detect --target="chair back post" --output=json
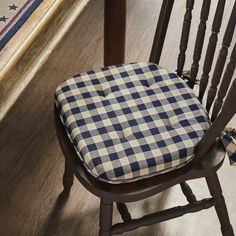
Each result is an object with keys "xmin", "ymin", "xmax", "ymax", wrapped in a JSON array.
[
  {"xmin": 211, "ymin": 42, "xmax": 236, "ymax": 120},
  {"xmin": 206, "ymin": 1, "xmax": 236, "ymax": 112},
  {"xmin": 189, "ymin": 0, "xmax": 211, "ymax": 88},
  {"xmin": 177, "ymin": 0, "xmax": 195, "ymax": 77},
  {"xmin": 194, "ymin": 78, "xmax": 236, "ymax": 161},
  {"xmin": 199, "ymin": 0, "xmax": 226, "ymax": 101},
  {"xmin": 149, "ymin": 0, "xmax": 236, "ymax": 163},
  {"xmin": 149, "ymin": 0, "xmax": 175, "ymax": 64}
]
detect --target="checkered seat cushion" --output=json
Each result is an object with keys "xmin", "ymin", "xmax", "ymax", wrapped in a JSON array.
[{"xmin": 55, "ymin": 62, "xmax": 210, "ymax": 184}]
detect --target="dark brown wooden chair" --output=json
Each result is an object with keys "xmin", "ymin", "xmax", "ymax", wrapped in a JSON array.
[{"xmin": 54, "ymin": 0, "xmax": 236, "ymax": 235}]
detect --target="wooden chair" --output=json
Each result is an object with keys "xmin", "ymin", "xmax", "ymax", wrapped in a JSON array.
[{"xmin": 54, "ymin": 0, "xmax": 236, "ymax": 235}]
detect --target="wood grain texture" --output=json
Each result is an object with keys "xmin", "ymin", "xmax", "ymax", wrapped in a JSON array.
[
  {"xmin": 0, "ymin": 0, "xmax": 89, "ymax": 119},
  {"xmin": 0, "ymin": 0, "xmax": 236, "ymax": 236},
  {"xmin": 0, "ymin": 0, "xmax": 58, "ymax": 72}
]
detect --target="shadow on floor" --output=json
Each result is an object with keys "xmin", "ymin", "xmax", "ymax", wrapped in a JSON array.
[
  {"xmin": 40, "ymin": 190, "xmax": 72, "ymax": 236},
  {"xmin": 39, "ymin": 187, "xmax": 172, "ymax": 236}
]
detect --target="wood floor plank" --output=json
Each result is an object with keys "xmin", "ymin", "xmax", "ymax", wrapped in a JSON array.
[{"xmin": 0, "ymin": 0, "xmax": 235, "ymax": 235}]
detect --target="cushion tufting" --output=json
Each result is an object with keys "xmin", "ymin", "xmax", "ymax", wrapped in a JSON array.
[{"xmin": 55, "ymin": 62, "xmax": 210, "ymax": 184}]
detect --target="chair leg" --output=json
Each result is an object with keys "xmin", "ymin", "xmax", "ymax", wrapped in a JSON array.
[
  {"xmin": 62, "ymin": 159, "xmax": 74, "ymax": 192},
  {"xmin": 180, "ymin": 182, "xmax": 197, "ymax": 203},
  {"xmin": 206, "ymin": 173, "xmax": 234, "ymax": 236},
  {"xmin": 99, "ymin": 199, "xmax": 113, "ymax": 236}
]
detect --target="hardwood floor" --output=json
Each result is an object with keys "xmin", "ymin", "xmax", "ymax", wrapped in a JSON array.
[
  {"xmin": 0, "ymin": 0, "xmax": 235, "ymax": 235},
  {"xmin": 0, "ymin": 0, "xmax": 89, "ymax": 120}
]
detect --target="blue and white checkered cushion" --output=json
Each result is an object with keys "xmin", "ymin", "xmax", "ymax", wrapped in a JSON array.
[{"xmin": 55, "ymin": 62, "xmax": 210, "ymax": 184}]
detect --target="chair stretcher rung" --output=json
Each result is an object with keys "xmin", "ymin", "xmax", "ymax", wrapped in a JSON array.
[{"xmin": 112, "ymin": 198, "xmax": 215, "ymax": 234}]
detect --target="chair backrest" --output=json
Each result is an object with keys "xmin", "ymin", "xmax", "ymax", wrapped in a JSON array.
[{"xmin": 150, "ymin": 0, "xmax": 236, "ymax": 160}]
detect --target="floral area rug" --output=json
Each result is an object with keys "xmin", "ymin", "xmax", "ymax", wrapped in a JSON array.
[{"xmin": 0, "ymin": 0, "xmax": 42, "ymax": 50}]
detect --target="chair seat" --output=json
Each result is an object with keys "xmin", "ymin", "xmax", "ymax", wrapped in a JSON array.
[{"xmin": 55, "ymin": 62, "xmax": 210, "ymax": 184}]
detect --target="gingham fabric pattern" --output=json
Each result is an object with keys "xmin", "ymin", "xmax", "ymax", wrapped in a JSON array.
[
  {"xmin": 55, "ymin": 62, "xmax": 210, "ymax": 184},
  {"xmin": 221, "ymin": 128, "xmax": 236, "ymax": 166}
]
